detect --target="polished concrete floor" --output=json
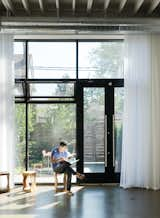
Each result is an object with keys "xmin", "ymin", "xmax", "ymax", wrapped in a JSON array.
[{"xmin": 0, "ymin": 185, "xmax": 160, "ymax": 218}]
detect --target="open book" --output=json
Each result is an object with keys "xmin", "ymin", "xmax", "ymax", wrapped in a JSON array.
[{"xmin": 66, "ymin": 158, "xmax": 79, "ymax": 165}]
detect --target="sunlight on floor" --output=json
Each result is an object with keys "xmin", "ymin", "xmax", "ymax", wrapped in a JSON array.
[
  {"xmin": 0, "ymin": 185, "xmax": 85, "ymax": 215},
  {"xmin": 0, "ymin": 215, "xmax": 37, "ymax": 218},
  {"xmin": 54, "ymin": 186, "xmax": 85, "ymax": 197},
  {"xmin": 37, "ymin": 201, "xmax": 61, "ymax": 209}
]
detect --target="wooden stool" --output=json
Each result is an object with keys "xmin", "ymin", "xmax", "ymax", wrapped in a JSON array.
[
  {"xmin": 22, "ymin": 171, "xmax": 36, "ymax": 192},
  {"xmin": 54, "ymin": 172, "xmax": 68, "ymax": 192},
  {"xmin": 0, "ymin": 171, "xmax": 10, "ymax": 193}
]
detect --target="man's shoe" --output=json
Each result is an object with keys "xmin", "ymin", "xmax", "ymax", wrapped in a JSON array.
[
  {"xmin": 66, "ymin": 191, "xmax": 74, "ymax": 196},
  {"xmin": 76, "ymin": 173, "xmax": 85, "ymax": 180}
]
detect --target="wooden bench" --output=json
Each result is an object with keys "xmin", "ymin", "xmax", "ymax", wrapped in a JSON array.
[
  {"xmin": 22, "ymin": 171, "xmax": 36, "ymax": 192},
  {"xmin": 54, "ymin": 172, "xmax": 68, "ymax": 192},
  {"xmin": 0, "ymin": 171, "xmax": 10, "ymax": 193}
]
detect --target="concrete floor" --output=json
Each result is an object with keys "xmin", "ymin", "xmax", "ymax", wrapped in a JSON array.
[{"xmin": 0, "ymin": 185, "xmax": 160, "ymax": 218}]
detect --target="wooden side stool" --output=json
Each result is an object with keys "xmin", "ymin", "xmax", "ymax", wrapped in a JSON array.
[
  {"xmin": 54, "ymin": 172, "xmax": 68, "ymax": 192},
  {"xmin": 0, "ymin": 171, "xmax": 10, "ymax": 193},
  {"xmin": 22, "ymin": 171, "xmax": 36, "ymax": 192}
]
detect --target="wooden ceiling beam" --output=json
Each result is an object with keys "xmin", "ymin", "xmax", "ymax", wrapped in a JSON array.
[
  {"xmin": 55, "ymin": 0, "xmax": 60, "ymax": 17},
  {"xmin": 134, "ymin": 0, "xmax": 144, "ymax": 14},
  {"xmin": 104, "ymin": 0, "xmax": 110, "ymax": 11},
  {"xmin": 21, "ymin": 0, "xmax": 30, "ymax": 14},
  {"xmin": 119, "ymin": 0, "xmax": 127, "ymax": 12},
  {"xmin": 39, "ymin": 0, "xmax": 44, "ymax": 13},
  {"xmin": 148, "ymin": 0, "xmax": 160, "ymax": 14},
  {"xmin": 1, "ymin": 0, "xmax": 14, "ymax": 14},
  {"xmin": 87, "ymin": 0, "xmax": 93, "ymax": 13},
  {"xmin": 72, "ymin": 0, "xmax": 76, "ymax": 15}
]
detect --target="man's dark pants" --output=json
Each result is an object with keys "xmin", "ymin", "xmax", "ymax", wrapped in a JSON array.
[{"xmin": 54, "ymin": 161, "xmax": 76, "ymax": 191}]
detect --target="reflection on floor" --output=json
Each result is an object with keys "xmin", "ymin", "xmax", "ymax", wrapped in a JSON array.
[
  {"xmin": 14, "ymin": 173, "xmax": 77, "ymax": 184},
  {"xmin": 0, "ymin": 185, "xmax": 160, "ymax": 218}
]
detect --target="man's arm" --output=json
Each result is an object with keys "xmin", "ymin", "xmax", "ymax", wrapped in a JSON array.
[
  {"xmin": 67, "ymin": 152, "xmax": 76, "ymax": 159},
  {"xmin": 51, "ymin": 156, "xmax": 66, "ymax": 163}
]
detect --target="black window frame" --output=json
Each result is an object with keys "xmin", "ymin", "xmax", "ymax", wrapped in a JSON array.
[{"xmin": 14, "ymin": 39, "xmax": 124, "ymax": 179}]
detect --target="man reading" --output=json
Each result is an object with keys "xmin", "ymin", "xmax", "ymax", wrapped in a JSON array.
[{"xmin": 51, "ymin": 141, "xmax": 85, "ymax": 196}]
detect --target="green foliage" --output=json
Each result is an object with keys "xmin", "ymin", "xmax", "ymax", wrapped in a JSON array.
[
  {"xmin": 27, "ymin": 104, "xmax": 76, "ymax": 166},
  {"xmin": 89, "ymin": 42, "xmax": 124, "ymax": 78},
  {"xmin": 15, "ymin": 104, "xmax": 37, "ymax": 172},
  {"xmin": 29, "ymin": 141, "xmax": 49, "ymax": 166},
  {"xmin": 15, "ymin": 104, "xmax": 25, "ymax": 172}
]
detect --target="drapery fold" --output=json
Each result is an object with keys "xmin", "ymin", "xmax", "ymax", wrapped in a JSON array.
[
  {"xmin": 0, "ymin": 33, "xmax": 15, "ymax": 188},
  {"xmin": 121, "ymin": 35, "xmax": 160, "ymax": 190},
  {"xmin": 150, "ymin": 35, "xmax": 160, "ymax": 189}
]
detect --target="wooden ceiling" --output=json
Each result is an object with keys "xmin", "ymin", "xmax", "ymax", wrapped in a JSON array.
[
  {"xmin": 1, "ymin": 1, "xmax": 160, "ymax": 33},
  {"xmin": 0, "ymin": 0, "xmax": 160, "ymax": 18}
]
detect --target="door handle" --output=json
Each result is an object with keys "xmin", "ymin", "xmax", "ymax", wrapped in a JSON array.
[
  {"xmin": 112, "ymin": 114, "xmax": 115, "ymax": 167},
  {"xmin": 104, "ymin": 115, "xmax": 107, "ymax": 167}
]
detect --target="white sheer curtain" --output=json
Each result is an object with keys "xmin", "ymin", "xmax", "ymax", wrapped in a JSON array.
[
  {"xmin": 150, "ymin": 35, "xmax": 160, "ymax": 189},
  {"xmin": 120, "ymin": 34, "xmax": 160, "ymax": 190},
  {"xmin": 0, "ymin": 33, "xmax": 15, "ymax": 188}
]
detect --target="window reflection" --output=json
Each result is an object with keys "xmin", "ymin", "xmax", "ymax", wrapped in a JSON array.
[
  {"xmin": 28, "ymin": 42, "xmax": 76, "ymax": 79},
  {"xmin": 79, "ymin": 41, "xmax": 124, "ymax": 79}
]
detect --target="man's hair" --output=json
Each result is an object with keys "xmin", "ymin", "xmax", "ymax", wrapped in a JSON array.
[{"xmin": 59, "ymin": 141, "xmax": 67, "ymax": 147}]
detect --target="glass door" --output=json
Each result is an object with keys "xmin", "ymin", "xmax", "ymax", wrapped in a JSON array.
[
  {"xmin": 76, "ymin": 80, "xmax": 124, "ymax": 183},
  {"xmin": 83, "ymin": 87, "xmax": 105, "ymax": 173}
]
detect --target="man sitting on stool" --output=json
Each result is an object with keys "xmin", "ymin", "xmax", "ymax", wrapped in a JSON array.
[{"xmin": 51, "ymin": 141, "xmax": 85, "ymax": 196}]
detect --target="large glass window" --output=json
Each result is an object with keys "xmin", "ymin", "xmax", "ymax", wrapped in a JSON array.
[
  {"xmin": 14, "ymin": 40, "xmax": 124, "ymax": 184},
  {"xmin": 79, "ymin": 41, "xmax": 124, "ymax": 79},
  {"xmin": 15, "ymin": 104, "xmax": 26, "ymax": 183},
  {"xmin": 28, "ymin": 42, "xmax": 76, "ymax": 79},
  {"xmin": 15, "ymin": 83, "xmax": 25, "ymax": 97},
  {"xmin": 28, "ymin": 104, "xmax": 76, "ymax": 182},
  {"xmin": 14, "ymin": 42, "xmax": 26, "ymax": 79},
  {"xmin": 30, "ymin": 83, "xmax": 75, "ymax": 97}
]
